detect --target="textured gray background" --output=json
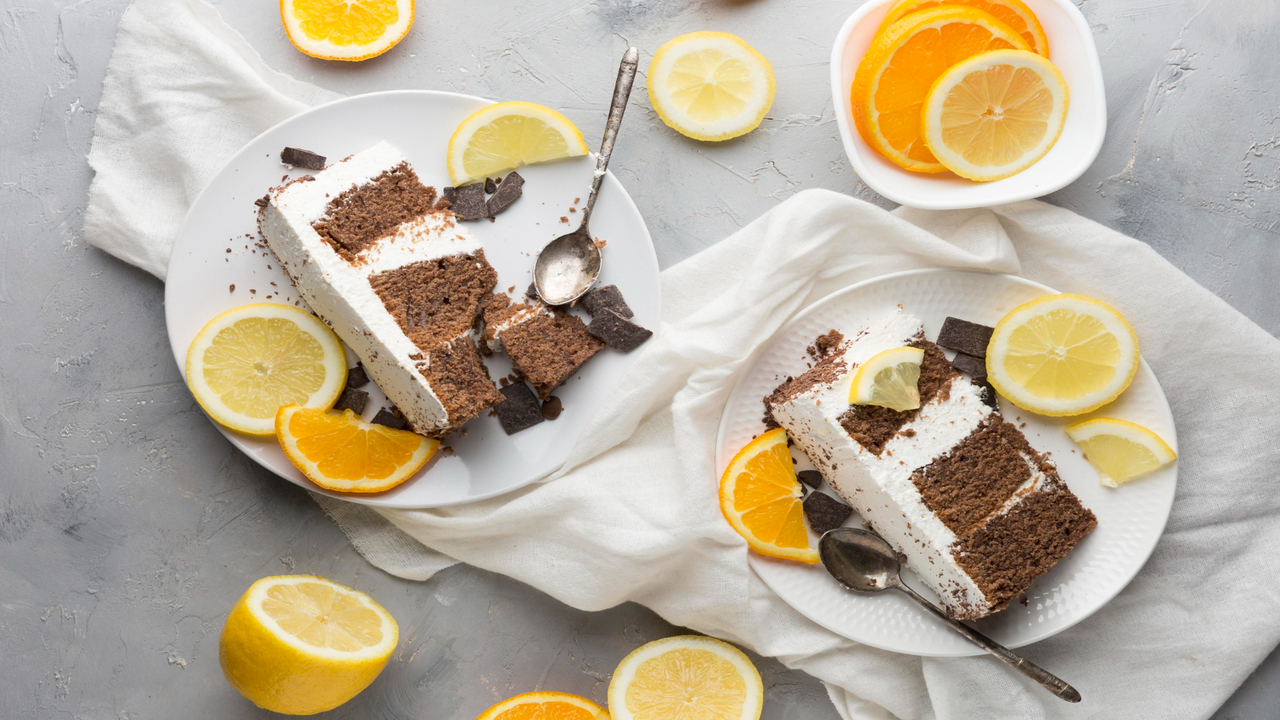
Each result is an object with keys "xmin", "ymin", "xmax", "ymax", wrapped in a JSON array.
[{"xmin": 2, "ymin": 0, "xmax": 1278, "ymax": 717}]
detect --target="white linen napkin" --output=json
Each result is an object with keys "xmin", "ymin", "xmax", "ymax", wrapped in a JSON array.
[{"xmin": 86, "ymin": 1, "xmax": 1280, "ymax": 718}]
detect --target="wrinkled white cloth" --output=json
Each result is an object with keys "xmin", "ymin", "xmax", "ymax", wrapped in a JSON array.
[{"xmin": 86, "ymin": 1, "xmax": 1280, "ymax": 718}]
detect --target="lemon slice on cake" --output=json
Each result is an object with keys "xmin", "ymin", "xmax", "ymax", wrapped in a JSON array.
[
  {"xmin": 608, "ymin": 635, "xmax": 763, "ymax": 720},
  {"xmin": 986, "ymin": 294, "xmax": 1139, "ymax": 416},
  {"xmin": 849, "ymin": 346, "xmax": 925, "ymax": 412},
  {"xmin": 1066, "ymin": 418, "xmax": 1176, "ymax": 487},
  {"xmin": 647, "ymin": 31, "xmax": 776, "ymax": 142},
  {"xmin": 186, "ymin": 303, "xmax": 347, "ymax": 436},
  {"xmin": 219, "ymin": 575, "xmax": 398, "ymax": 714},
  {"xmin": 446, "ymin": 101, "xmax": 590, "ymax": 186},
  {"xmin": 281, "ymin": 0, "xmax": 414, "ymax": 61}
]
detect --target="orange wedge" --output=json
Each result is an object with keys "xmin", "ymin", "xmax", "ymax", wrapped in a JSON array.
[
  {"xmin": 852, "ymin": 6, "xmax": 1031, "ymax": 172},
  {"xmin": 718, "ymin": 428, "xmax": 818, "ymax": 564},
  {"xmin": 476, "ymin": 692, "xmax": 610, "ymax": 720},
  {"xmin": 276, "ymin": 405, "xmax": 438, "ymax": 493},
  {"xmin": 281, "ymin": 0, "xmax": 413, "ymax": 61},
  {"xmin": 876, "ymin": 0, "xmax": 1049, "ymax": 57}
]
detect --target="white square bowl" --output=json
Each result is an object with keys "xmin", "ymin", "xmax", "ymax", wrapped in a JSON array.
[{"xmin": 831, "ymin": 0, "xmax": 1107, "ymax": 209}]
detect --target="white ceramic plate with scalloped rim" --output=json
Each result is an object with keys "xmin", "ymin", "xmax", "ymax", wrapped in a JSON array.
[
  {"xmin": 165, "ymin": 91, "xmax": 660, "ymax": 509},
  {"xmin": 831, "ymin": 0, "xmax": 1107, "ymax": 209},
  {"xmin": 716, "ymin": 269, "xmax": 1176, "ymax": 656}
]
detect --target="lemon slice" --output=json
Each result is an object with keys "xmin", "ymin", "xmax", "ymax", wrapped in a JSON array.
[
  {"xmin": 186, "ymin": 303, "xmax": 347, "ymax": 436},
  {"xmin": 219, "ymin": 575, "xmax": 398, "ymax": 714},
  {"xmin": 986, "ymin": 294, "xmax": 1139, "ymax": 416},
  {"xmin": 719, "ymin": 428, "xmax": 818, "ymax": 564},
  {"xmin": 922, "ymin": 49, "xmax": 1069, "ymax": 181},
  {"xmin": 276, "ymin": 405, "xmax": 438, "ymax": 493},
  {"xmin": 608, "ymin": 635, "xmax": 763, "ymax": 720},
  {"xmin": 647, "ymin": 31, "xmax": 776, "ymax": 142},
  {"xmin": 282, "ymin": 0, "xmax": 414, "ymax": 61},
  {"xmin": 849, "ymin": 346, "xmax": 925, "ymax": 411},
  {"xmin": 446, "ymin": 101, "xmax": 590, "ymax": 186},
  {"xmin": 1066, "ymin": 418, "xmax": 1176, "ymax": 487},
  {"xmin": 477, "ymin": 692, "xmax": 610, "ymax": 720}
]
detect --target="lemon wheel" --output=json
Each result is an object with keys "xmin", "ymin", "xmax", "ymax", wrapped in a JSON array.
[
  {"xmin": 281, "ymin": 0, "xmax": 414, "ymax": 61},
  {"xmin": 185, "ymin": 303, "xmax": 348, "ymax": 436},
  {"xmin": 608, "ymin": 635, "xmax": 763, "ymax": 720},
  {"xmin": 476, "ymin": 692, "xmax": 610, "ymax": 720},
  {"xmin": 647, "ymin": 32, "xmax": 775, "ymax": 142}
]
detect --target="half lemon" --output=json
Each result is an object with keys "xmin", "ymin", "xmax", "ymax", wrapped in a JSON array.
[
  {"xmin": 186, "ymin": 303, "xmax": 347, "ymax": 436},
  {"xmin": 446, "ymin": 101, "xmax": 589, "ymax": 186}
]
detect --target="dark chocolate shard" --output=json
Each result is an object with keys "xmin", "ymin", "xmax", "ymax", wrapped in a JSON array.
[
  {"xmin": 370, "ymin": 406, "xmax": 407, "ymax": 430},
  {"xmin": 333, "ymin": 387, "xmax": 369, "ymax": 414},
  {"xmin": 950, "ymin": 352, "xmax": 987, "ymax": 382},
  {"xmin": 451, "ymin": 182, "xmax": 489, "ymax": 221},
  {"xmin": 586, "ymin": 308, "xmax": 652, "ymax": 352},
  {"xmin": 485, "ymin": 177, "xmax": 498, "ymax": 194},
  {"xmin": 979, "ymin": 381, "xmax": 1000, "ymax": 410},
  {"xmin": 540, "ymin": 395, "xmax": 563, "ymax": 420},
  {"xmin": 441, "ymin": 186, "xmax": 456, "ymax": 206},
  {"xmin": 581, "ymin": 284, "xmax": 634, "ymax": 319},
  {"xmin": 280, "ymin": 147, "xmax": 326, "ymax": 171},
  {"xmin": 486, "ymin": 171, "xmax": 525, "ymax": 216},
  {"xmin": 937, "ymin": 317, "xmax": 994, "ymax": 358},
  {"xmin": 803, "ymin": 492, "xmax": 853, "ymax": 535},
  {"xmin": 346, "ymin": 364, "xmax": 370, "ymax": 388},
  {"xmin": 797, "ymin": 469, "xmax": 824, "ymax": 489},
  {"xmin": 495, "ymin": 382, "xmax": 544, "ymax": 434}
]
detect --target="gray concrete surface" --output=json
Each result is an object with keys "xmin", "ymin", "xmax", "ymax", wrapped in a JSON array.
[{"xmin": 2, "ymin": 0, "xmax": 1278, "ymax": 717}]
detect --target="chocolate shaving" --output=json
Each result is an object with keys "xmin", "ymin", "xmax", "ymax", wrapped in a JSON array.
[
  {"xmin": 797, "ymin": 469, "xmax": 824, "ymax": 489},
  {"xmin": 485, "ymin": 177, "xmax": 498, "ymax": 194},
  {"xmin": 280, "ymin": 147, "xmax": 326, "ymax": 170},
  {"xmin": 346, "ymin": 364, "xmax": 369, "ymax": 389},
  {"xmin": 494, "ymin": 383, "xmax": 544, "ymax": 434},
  {"xmin": 333, "ymin": 387, "xmax": 368, "ymax": 414},
  {"xmin": 950, "ymin": 352, "xmax": 987, "ymax": 382},
  {"xmin": 586, "ymin": 308, "xmax": 652, "ymax": 352},
  {"xmin": 937, "ymin": 317, "xmax": 994, "ymax": 358},
  {"xmin": 370, "ymin": 407, "xmax": 407, "ymax": 430},
  {"xmin": 486, "ymin": 171, "xmax": 525, "ymax": 216},
  {"xmin": 581, "ymin": 284, "xmax": 633, "ymax": 319},
  {"xmin": 803, "ymin": 492, "xmax": 853, "ymax": 535},
  {"xmin": 254, "ymin": 195, "xmax": 270, "ymax": 208},
  {"xmin": 540, "ymin": 395, "xmax": 563, "ymax": 420},
  {"xmin": 450, "ymin": 183, "xmax": 489, "ymax": 221}
]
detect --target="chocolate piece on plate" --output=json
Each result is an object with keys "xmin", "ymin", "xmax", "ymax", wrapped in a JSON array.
[
  {"xmin": 581, "ymin": 284, "xmax": 634, "ymax": 319},
  {"xmin": 495, "ymin": 382, "xmax": 545, "ymax": 434},
  {"xmin": 441, "ymin": 186, "xmax": 456, "ymax": 207},
  {"xmin": 333, "ymin": 387, "xmax": 369, "ymax": 414},
  {"xmin": 586, "ymin": 308, "xmax": 652, "ymax": 352},
  {"xmin": 796, "ymin": 469, "xmax": 824, "ymax": 489},
  {"xmin": 937, "ymin": 317, "xmax": 994, "ymax": 358},
  {"xmin": 950, "ymin": 352, "xmax": 987, "ymax": 382},
  {"xmin": 486, "ymin": 171, "xmax": 525, "ymax": 216},
  {"xmin": 370, "ymin": 406, "xmax": 407, "ymax": 430},
  {"xmin": 280, "ymin": 147, "xmax": 326, "ymax": 171},
  {"xmin": 451, "ymin": 182, "xmax": 489, "ymax": 221},
  {"xmin": 803, "ymin": 491, "xmax": 853, "ymax": 535},
  {"xmin": 540, "ymin": 395, "xmax": 564, "ymax": 420},
  {"xmin": 346, "ymin": 364, "xmax": 370, "ymax": 388},
  {"xmin": 978, "ymin": 381, "xmax": 1000, "ymax": 410},
  {"xmin": 485, "ymin": 177, "xmax": 498, "ymax": 194}
]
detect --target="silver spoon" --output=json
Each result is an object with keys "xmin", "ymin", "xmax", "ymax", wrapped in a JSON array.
[
  {"xmin": 819, "ymin": 527, "xmax": 1082, "ymax": 703},
  {"xmin": 533, "ymin": 47, "xmax": 639, "ymax": 305}
]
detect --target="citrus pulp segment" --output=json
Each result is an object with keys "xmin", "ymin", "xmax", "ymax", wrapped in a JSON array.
[{"xmin": 876, "ymin": 0, "xmax": 1049, "ymax": 57}]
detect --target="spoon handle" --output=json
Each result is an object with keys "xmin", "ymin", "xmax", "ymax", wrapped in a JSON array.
[
  {"xmin": 580, "ymin": 46, "xmax": 639, "ymax": 232},
  {"xmin": 894, "ymin": 583, "xmax": 1082, "ymax": 703}
]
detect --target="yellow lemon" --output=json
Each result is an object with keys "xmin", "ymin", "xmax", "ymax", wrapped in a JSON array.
[
  {"xmin": 849, "ymin": 346, "xmax": 925, "ymax": 411},
  {"xmin": 608, "ymin": 635, "xmax": 763, "ymax": 720},
  {"xmin": 446, "ymin": 101, "xmax": 590, "ymax": 186},
  {"xmin": 647, "ymin": 32, "xmax": 775, "ymax": 142},
  {"xmin": 1066, "ymin": 418, "xmax": 1176, "ymax": 487}
]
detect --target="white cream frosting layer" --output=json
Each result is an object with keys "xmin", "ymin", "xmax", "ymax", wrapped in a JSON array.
[
  {"xmin": 770, "ymin": 309, "xmax": 998, "ymax": 616},
  {"xmin": 260, "ymin": 141, "xmax": 479, "ymax": 433}
]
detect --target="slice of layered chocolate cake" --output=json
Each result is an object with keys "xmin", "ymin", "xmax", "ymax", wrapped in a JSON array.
[
  {"xmin": 765, "ymin": 308, "xmax": 1096, "ymax": 619},
  {"xmin": 481, "ymin": 292, "xmax": 604, "ymax": 398},
  {"xmin": 259, "ymin": 142, "xmax": 503, "ymax": 435}
]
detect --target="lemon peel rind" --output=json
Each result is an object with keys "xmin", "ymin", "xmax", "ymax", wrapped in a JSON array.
[
  {"xmin": 607, "ymin": 635, "xmax": 764, "ymax": 720},
  {"xmin": 986, "ymin": 294, "xmax": 1140, "ymax": 417}
]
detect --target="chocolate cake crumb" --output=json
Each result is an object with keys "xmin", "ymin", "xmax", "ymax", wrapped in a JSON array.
[
  {"xmin": 797, "ymin": 470, "xmax": 824, "ymax": 489},
  {"xmin": 581, "ymin": 284, "xmax": 634, "ymax": 319},
  {"xmin": 540, "ymin": 396, "xmax": 563, "ymax": 420},
  {"xmin": 486, "ymin": 171, "xmax": 524, "ymax": 216},
  {"xmin": 839, "ymin": 341, "xmax": 957, "ymax": 454},
  {"xmin": 808, "ymin": 330, "xmax": 845, "ymax": 360},
  {"xmin": 951, "ymin": 352, "xmax": 987, "ymax": 381},
  {"xmin": 485, "ymin": 177, "xmax": 497, "ymax": 194},
  {"xmin": 560, "ymin": 216, "xmax": 569, "ymax": 223},
  {"xmin": 281, "ymin": 147, "xmax": 326, "ymax": 170},
  {"xmin": 494, "ymin": 383, "xmax": 544, "ymax": 434},
  {"xmin": 333, "ymin": 387, "xmax": 369, "ymax": 414},
  {"xmin": 229, "ymin": 284, "xmax": 235, "ymax": 293},
  {"xmin": 586, "ymin": 309, "xmax": 652, "ymax": 352},
  {"xmin": 451, "ymin": 182, "xmax": 489, "ymax": 221},
  {"xmin": 370, "ymin": 407, "xmax": 407, "ymax": 430},
  {"xmin": 311, "ymin": 163, "xmax": 443, "ymax": 259},
  {"xmin": 254, "ymin": 195, "xmax": 270, "ymax": 208},
  {"xmin": 804, "ymin": 492, "xmax": 853, "ymax": 535},
  {"xmin": 346, "ymin": 364, "xmax": 369, "ymax": 388},
  {"xmin": 937, "ymin": 317, "xmax": 994, "ymax": 358}
]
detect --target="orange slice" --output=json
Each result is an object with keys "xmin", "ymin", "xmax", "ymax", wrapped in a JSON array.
[
  {"xmin": 718, "ymin": 428, "xmax": 818, "ymax": 564},
  {"xmin": 281, "ymin": 0, "xmax": 413, "ymax": 61},
  {"xmin": 852, "ymin": 6, "xmax": 1031, "ymax": 172},
  {"xmin": 476, "ymin": 692, "xmax": 610, "ymax": 720},
  {"xmin": 275, "ymin": 405, "xmax": 438, "ymax": 493},
  {"xmin": 876, "ymin": 0, "xmax": 1049, "ymax": 57}
]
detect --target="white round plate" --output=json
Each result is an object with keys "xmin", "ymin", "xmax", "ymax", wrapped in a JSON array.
[
  {"xmin": 166, "ymin": 91, "xmax": 660, "ymax": 509},
  {"xmin": 716, "ymin": 270, "xmax": 1177, "ymax": 656},
  {"xmin": 831, "ymin": 0, "xmax": 1107, "ymax": 209}
]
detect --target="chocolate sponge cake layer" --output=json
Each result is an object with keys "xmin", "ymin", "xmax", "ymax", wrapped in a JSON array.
[{"xmin": 370, "ymin": 250, "xmax": 498, "ymax": 349}]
